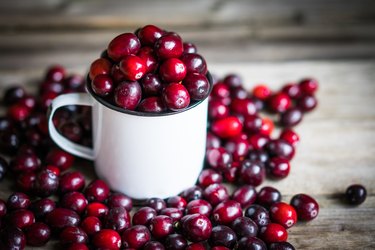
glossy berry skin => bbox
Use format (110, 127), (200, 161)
(45, 208), (80, 230)
(211, 116), (243, 139)
(181, 214), (212, 242)
(270, 202), (297, 228)
(231, 216), (258, 238)
(107, 33), (141, 62)
(160, 207), (183, 223)
(269, 241), (296, 250)
(299, 78), (318, 95)
(290, 194), (319, 221)
(85, 179), (110, 202)
(137, 46), (158, 73)
(248, 134), (270, 151)
(140, 73), (163, 96)
(268, 93), (291, 113)
(203, 183), (230, 206)
(93, 229), (122, 250)
(279, 108), (303, 127)
(239, 160), (266, 187)
(237, 236), (267, 250)
(245, 205), (270, 227)
(67, 243), (89, 250)
(119, 55), (146, 81)
(114, 80), (142, 110)
(259, 223), (288, 243)
(183, 42), (197, 54)
(206, 147), (232, 171)
(122, 225), (151, 249)
(33, 169), (59, 197)
(185, 199), (212, 217)
(253, 84), (271, 100)
(85, 202), (109, 219)
(59, 171), (85, 194)
(162, 83), (190, 110)
(80, 216), (102, 236)
(7, 192), (30, 210)
(3, 86), (26, 105)
(10, 153), (41, 173)
(59, 226), (88, 245)
(7, 104), (31, 121)
(297, 94), (318, 112)
(61, 191), (88, 214)
(212, 200), (243, 225)
(45, 65), (65, 82)
(198, 169), (223, 188)
(138, 24), (164, 46)
(231, 98), (257, 117)
(232, 185), (257, 208)
(345, 184), (367, 205)
(180, 53), (207, 74)
(164, 233), (188, 250)
(154, 34), (183, 60)
(92, 74), (113, 96)
(279, 129), (299, 147)
(225, 136), (250, 161)
(29, 198), (55, 220)
(257, 186), (282, 208)
(132, 207), (157, 226)
(282, 83), (302, 100)
(105, 207), (131, 233)
(159, 58), (187, 82)
(45, 148), (74, 171)
(138, 96), (166, 113)
(143, 240), (165, 250)
(211, 82), (230, 99)
(25, 222), (51, 246)
(266, 139), (295, 160)
(107, 192), (133, 211)
(148, 215), (174, 239)
(209, 225), (237, 248)
(9, 209), (35, 229)
(0, 226), (26, 250)
(89, 58), (112, 80)
(183, 73), (210, 101)
(260, 117), (274, 136)
(166, 196), (187, 210)
(0, 199), (7, 218)
(146, 197), (167, 213)
(208, 99), (230, 120)
(267, 157), (291, 179)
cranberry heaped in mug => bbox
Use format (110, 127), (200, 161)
(89, 25), (211, 113)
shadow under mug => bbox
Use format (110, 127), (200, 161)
(48, 73), (212, 199)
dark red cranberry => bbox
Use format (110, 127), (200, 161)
(149, 215), (174, 239)
(10, 152), (41, 172)
(211, 116), (243, 139)
(40, 80), (65, 94)
(297, 94), (318, 112)
(222, 162), (240, 183)
(166, 196), (187, 210)
(230, 98), (257, 117)
(267, 157), (291, 179)
(111, 64), (126, 83)
(248, 134), (270, 151)
(268, 93), (291, 113)
(59, 121), (83, 143)
(154, 34), (183, 59)
(122, 225), (151, 249)
(279, 108), (303, 127)
(132, 207), (157, 226)
(7, 104), (31, 121)
(299, 78), (318, 95)
(140, 73), (163, 96)
(237, 236), (266, 250)
(30, 198), (55, 220)
(253, 84), (271, 101)
(270, 202), (297, 229)
(259, 223), (288, 243)
(16, 172), (36, 193)
(266, 139), (295, 160)
(80, 216), (102, 236)
(89, 58), (113, 80)
(282, 83), (302, 99)
(225, 137), (250, 161)
(208, 99), (229, 120)
(232, 185), (257, 208)
(180, 53), (207, 74)
(137, 46), (158, 74)
(0, 226), (26, 249)
(211, 82), (230, 99)
(244, 205), (270, 227)
(8, 209), (34, 229)
(45, 148), (74, 171)
(231, 216), (258, 238)
(143, 240), (165, 250)
(183, 72), (210, 101)
(208, 225), (237, 248)
(67, 243), (89, 250)
(162, 83), (190, 111)
(104, 207), (131, 233)
(93, 229), (122, 249)
(138, 24), (164, 46)
(203, 183), (230, 206)
(290, 194), (319, 221)
(33, 168), (59, 197)
(85, 179), (110, 202)
(181, 214), (212, 242)
(230, 86), (248, 99)
(3, 86), (26, 105)
(91, 74), (114, 96)
(107, 192), (133, 211)
(185, 199), (212, 217)
(59, 226), (88, 245)
(59, 171), (86, 194)
(160, 207), (182, 223)
(7, 192), (30, 210)
(0, 130), (21, 154)
(64, 74), (84, 90)
(138, 96), (167, 113)
(119, 55), (147, 81)
(247, 150), (269, 164)
(239, 160), (266, 187)
(25, 222), (51, 246)
(164, 234), (187, 250)
(159, 58), (187, 82)
(206, 132), (221, 149)
(0, 199), (6, 218)
(223, 74), (242, 88)
(85, 202), (109, 219)
(206, 147), (232, 171)
(45, 208), (80, 230)
(243, 114), (262, 133)
(346, 184), (367, 205)
(269, 241), (295, 250)
(185, 242), (206, 250)
(61, 191), (88, 214)
(179, 185), (203, 202)
(257, 186), (281, 208)
(212, 200), (242, 225)
(279, 129), (299, 147)
(183, 42), (197, 54)
(198, 169), (223, 188)
(146, 197), (166, 213)
(45, 65), (65, 82)
(114, 80), (142, 110)
(107, 33), (141, 62)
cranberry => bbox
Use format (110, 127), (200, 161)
(231, 216), (258, 238)
(45, 148), (74, 171)
(179, 185), (203, 201)
(279, 129), (299, 147)
(237, 236), (266, 250)
(162, 83), (190, 111)
(181, 214), (212, 242)
(159, 58), (187, 82)
(267, 157), (291, 179)
(247, 151), (269, 165)
(7, 192), (30, 210)
(80, 216), (102, 236)
(10, 152), (41, 172)
(259, 223), (288, 243)
(209, 225), (237, 248)
(206, 147), (232, 171)
(270, 202), (297, 228)
(93, 229), (122, 249)
(30, 198), (55, 220)
(67, 243), (89, 250)
(154, 34), (183, 59)
(206, 132), (221, 149)
(268, 93), (291, 113)
(183, 73), (210, 101)
(45, 165), (61, 176)
(299, 78), (318, 95)
(0, 130), (21, 154)
(149, 215), (174, 239)
(59, 226), (88, 245)
(0, 226), (26, 249)
(33, 168), (59, 197)
(223, 74), (242, 88)
(290, 194), (319, 221)
(138, 96), (166, 113)
(85, 202), (109, 219)
(91, 74), (114, 96)
(8, 209), (35, 229)
(140, 73), (163, 96)
(45, 65), (65, 82)
(107, 192), (133, 211)
(203, 183), (230, 206)
(119, 55), (146, 81)
(185, 199), (212, 217)
(248, 134), (270, 150)
(279, 107), (303, 127)
(260, 117), (274, 136)
(211, 116), (243, 139)
(160, 207), (182, 223)
(166, 196), (187, 210)
(212, 200), (242, 225)
(198, 169), (223, 188)
(232, 185), (257, 208)
(163, 234), (187, 249)
(39, 91), (58, 110)
(3, 86), (26, 105)
(225, 137), (250, 161)
(132, 207), (157, 226)
(180, 53), (207, 74)
(8, 103), (31, 122)
(64, 74), (84, 90)
(85, 179), (110, 202)
(269, 241), (296, 250)
(40, 80), (65, 94)
(59, 171), (86, 193)
(137, 25), (164, 45)
(266, 139), (295, 160)
(89, 58), (112, 80)
(122, 225), (151, 249)
(211, 82), (230, 99)
(208, 99), (229, 120)
(185, 242), (206, 250)
(231, 98), (257, 116)
(239, 160), (266, 186)
(61, 191), (88, 214)
(137, 46), (158, 74)
(107, 33), (141, 62)
(143, 240), (165, 250)
(244, 205), (270, 227)
(15, 172), (36, 193)
(297, 94), (318, 112)
(345, 184), (367, 205)
(104, 207), (131, 233)
(282, 83), (301, 99)
(25, 222), (51, 246)
(0, 199), (7, 218)
(223, 163), (240, 183)
(146, 197), (166, 213)
(59, 122), (83, 143)
(253, 84), (271, 100)
(111, 64), (126, 83)
(45, 208), (80, 230)
(257, 186), (281, 208)
(114, 80), (142, 110)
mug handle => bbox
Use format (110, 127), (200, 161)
(47, 93), (95, 161)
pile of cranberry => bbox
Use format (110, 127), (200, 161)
(89, 25), (210, 113)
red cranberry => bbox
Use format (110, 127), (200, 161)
(208, 225), (237, 248)
(257, 186), (282, 208)
(59, 226), (88, 245)
(297, 94), (318, 112)
(206, 132), (221, 149)
(237, 236), (266, 250)
(104, 207), (131, 233)
(7, 192), (30, 210)
(222, 162), (240, 183)
(179, 185), (203, 202)
(160, 207), (183, 223)
(183, 73), (210, 101)
(185, 199), (212, 217)
(203, 183), (230, 206)
(164, 233), (187, 250)
(166, 196), (187, 210)
(30, 198), (56, 220)
(0, 130), (21, 154)
(7, 104), (31, 122)
(107, 33), (141, 61)
(181, 214), (212, 242)
(140, 73), (163, 96)
(111, 64), (126, 83)
(269, 241), (295, 250)
(137, 46), (158, 74)
(183, 42), (197, 54)
(162, 83), (190, 111)
(206, 147), (232, 171)
(138, 96), (166, 113)
(45, 165), (61, 176)
(212, 200), (242, 225)
(198, 169), (223, 188)
(267, 157), (291, 179)
(230, 98), (257, 116)
(138, 24), (164, 46)
(232, 185), (257, 208)
(279, 107), (303, 127)
(260, 117), (274, 136)
(45, 148), (74, 171)
(0, 226), (26, 249)
(93, 229), (122, 249)
(67, 243), (89, 250)
(223, 74), (242, 88)
(85, 179), (110, 202)
(59, 171), (86, 194)
(225, 137), (250, 161)
(346, 184), (367, 205)
(33, 168), (59, 197)
(89, 58), (112, 80)
(282, 83), (301, 99)
(148, 215), (174, 239)
(40, 80), (65, 95)
(244, 204), (270, 227)
(143, 240), (165, 250)
(185, 242), (206, 250)
(299, 78), (318, 95)
(61, 191), (88, 214)
(279, 129), (299, 147)
(122, 225), (151, 249)
(132, 207), (157, 226)
(59, 121), (83, 143)
(119, 55), (146, 81)
(211, 82), (230, 99)
(208, 99), (229, 120)
(247, 150), (269, 165)
(159, 58), (187, 82)
(146, 197), (166, 213)
(85, 202), (109, 219)
(248, 134), (270, 151)
(3, 86), (26, 105)
(64, 74), (84, 90)
(239, 160), (266, 187)
(10, 152), (41, 172)
(45, 65), (65, 82)
(91, 74), (114, 96)
(154, 34), (183, 59)
(25, 222), (51, 246)
(266, 139), (295, 160)
(0, 199), (7, 218)
(259, 223), (288, 243)
(107, 192), (133, 211)
(45, 208), (80, 230)
(268, 93), (291, 113)
(270, 202), (297, 229)
(231, 216), (258, 238)
(181, 53), (207, 74)
(16, 171), (36, 193)
(211, 116), (243, 139)
(114, 80), (142, 110)
(290, 194), (319, 221)
(253, 85), (271, 100)
(9, 209), (35, 229)
(80, 216), (102, 236)
(230, 86), (248, 99)
(243, 114), (262, 133)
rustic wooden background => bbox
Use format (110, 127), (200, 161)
(0, 0), (375, 249)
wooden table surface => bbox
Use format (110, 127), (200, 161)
(1, 1), (375, 249)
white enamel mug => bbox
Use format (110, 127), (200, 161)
(48, 74), (212, 200)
